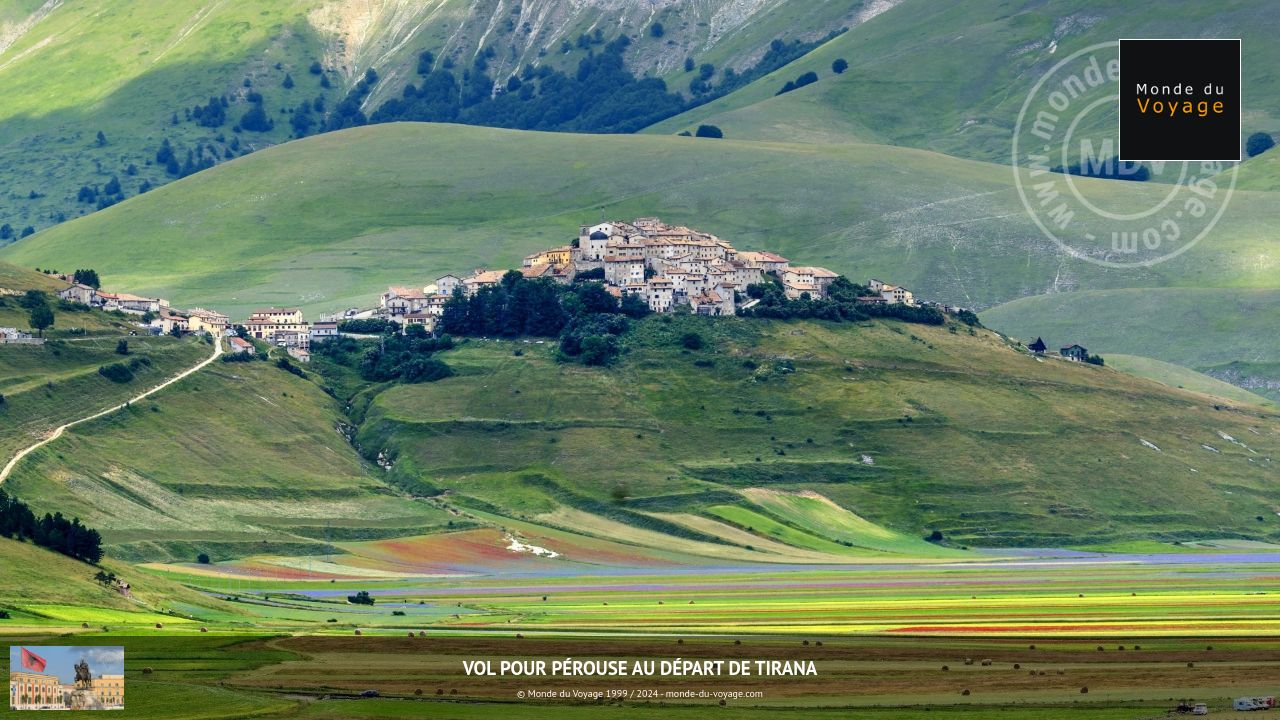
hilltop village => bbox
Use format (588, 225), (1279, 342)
(32, 219), (1027, 363)
(376, 217), (920, 330)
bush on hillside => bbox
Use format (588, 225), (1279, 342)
(1247, 131), (1275, 157)
(276, 357), (305, 378)
(97, 363), (134, 383)
(695, 124), (723, 138)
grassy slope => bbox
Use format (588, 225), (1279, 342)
(0, 261), (210, 459)
(647, 0), (1280, 160)
(1104, 354), (1273, 408)
(0, 0), (858, 237)
(5, 123), (1280, 321)
(356, 315), (1280, 546)
(3, 358), (448, 562)
(981, 288), (1280, 370)
(0, 535), (237, 623)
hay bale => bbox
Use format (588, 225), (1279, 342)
(354, 629), (362, 635)
(961, 689), (971, 696)
(1028, 644), (1036, 650)
(1117, 645), (1125, 651)
(980, 659), (992, 666)
(1013, 663), (1021, 670)
(1080, 686), (1088, 694)
(450, 689), (457, 695)
(1205, 645), (1213, 651)
(200, 627), (208, 633)
(941, 665), (949, 671)
(802, 640), (810, 646)
(963, 658), (974, 665)
(1056, 670), (1064, 675)
(1187, 662), (1195, 668)
(81, 622), (89, 629)
(142, 667), (153, 675)
(414, 689), (422, 696)
(1134, 644), (1141, 650)
(815, 641), (823, 647)
(407, 632), (415, 637)
(436, 689), (444, 695)
(1096, 646), (1104, 651)
(155, 622), (164, 629)
(734, 639), (741, 645)
(418, 631), (426, 637)
(515, 633), (524, 639)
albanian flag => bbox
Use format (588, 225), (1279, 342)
(20, 647), (46, 673)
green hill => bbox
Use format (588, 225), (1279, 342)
(981, 288), (1280, 388)
(648, 0), (1280, 160)
(9, 313), (1279, 555)
(0, 261), (211, 460)
(4, 123), (1280, 322)
(0, 0), (860, 238)
(352, 315), (1280, 547)
(1105, 354), (1274, 408)
(0, 535), (236, 625)
(3, 357), (450, 563)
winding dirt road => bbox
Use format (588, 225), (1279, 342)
(0, 337), (222, 484)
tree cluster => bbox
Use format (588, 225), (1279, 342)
(1051, 157), (1149, 181)
(20, 289), (54, 336)
(438, 272), (641, 366)
(777, 70), (818, 96)
(741, 276), (946, 326)
(0, 490), (103, 564)
(371, 37), (685, 134)
(72, 268), (101, 289)
(313, 330), (456, 384)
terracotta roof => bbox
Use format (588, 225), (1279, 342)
(388, 286), (427, 299)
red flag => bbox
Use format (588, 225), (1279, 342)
(20, 647), (46, 673)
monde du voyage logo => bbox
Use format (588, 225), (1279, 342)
(1012, 39), (1240, 268)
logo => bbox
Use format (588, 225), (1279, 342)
(1012, 41), (1237, 268)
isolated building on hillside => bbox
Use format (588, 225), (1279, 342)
(1028, 337), (1047, 355)
(57, 283), (97, 305)
(1060, 343), (1088, 362)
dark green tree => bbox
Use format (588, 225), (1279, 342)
(1246, 131), (1275, 157)
(29, 304), (54, 336)
(832, 58), (848, 74)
